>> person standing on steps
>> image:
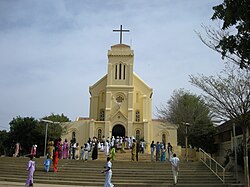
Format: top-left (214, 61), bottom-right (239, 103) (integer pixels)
top-left (102, 156), bottom-right (114, 187)
top-left (53, 147), bottom-right (59, 172)
top-left (155, 141), bottom-right (161, 161)
top-left (44, 155), bottom-right (51, 172)
top-left (170, 153), bottom-right (180, 185)
top-left (131, 139), bottom-right (136, 161)
top-left (26, 155), bottom-right (35, 187)
top-left (136, 140), bottom-right (140, 161)
top-left (167, 142), bottom-right (173, 160)
top-left (150, 140), bottom-right (155, 161)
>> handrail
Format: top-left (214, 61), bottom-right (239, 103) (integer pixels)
top-left (199, 148), bottom-right (225, 183)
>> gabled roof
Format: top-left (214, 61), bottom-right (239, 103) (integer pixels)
top-left (89, 74), bottom-right (107, 95)
top-left (133, 72), bottom-right (152, 91)
top-left (111, 110), bottom-right (128, 120)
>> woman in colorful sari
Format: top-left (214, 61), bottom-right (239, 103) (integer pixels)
top-left (47, 139), bottom-right (54, 160)
top-left (63, 138), bottom-right (69, 159)
top-left (161, 143), bottom-right (166, 161)
top-left (53, 147), bottom-right (59, 172)
top-left (57, 138), bottom-right (63, 159)
top-left (26, 155), bottom-right (35, 186)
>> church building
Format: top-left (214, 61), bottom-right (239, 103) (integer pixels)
top-left (61, 26), bottom-right (178, 152)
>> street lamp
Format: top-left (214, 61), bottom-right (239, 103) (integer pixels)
top-left (40, 119), bottom-right (60, 157)
top-left (182, 122), bottom-right (191, 162)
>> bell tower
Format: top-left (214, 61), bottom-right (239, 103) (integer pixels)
top-left (107, 44), bottom-right (134, 86)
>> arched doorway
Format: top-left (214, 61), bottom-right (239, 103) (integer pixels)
top-left (112, 124), bottom-right (125, 138)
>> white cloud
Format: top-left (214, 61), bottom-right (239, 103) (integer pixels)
top-left (0, 0), bottom-right (224, 130)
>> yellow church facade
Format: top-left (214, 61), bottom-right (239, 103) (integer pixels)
top-left (61, 43), bottom-right (178, 152)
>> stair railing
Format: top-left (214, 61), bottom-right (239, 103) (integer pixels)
top-left (199, 148), bottom-right (225, 183)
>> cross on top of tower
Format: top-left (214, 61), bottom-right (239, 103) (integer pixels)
top-left (113, 25), bottom-right (130, 44)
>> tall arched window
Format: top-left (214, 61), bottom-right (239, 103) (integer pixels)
top-left (98, 129), bottom-right (102, 140)
top-left (100, 109), bottom-right (105, 121)
top-left (123, 65), bottom-right (126, 79)
top-left (119, 63), bottom-right (122, 79)
top-left (162, 134), bottom-right (166, 144)
top-left (135, 110), bottom-right (140, 122)
top-left (72, 131), bottom-right (76, 143)
top-left (114, 63), bottom-right (126, 80)
top-left (115, 65), bottom-right (118, 79)
top-left (136, 130), bottom-right (140, 140)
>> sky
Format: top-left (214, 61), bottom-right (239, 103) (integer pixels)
top-left (0, 0), bottom-right (225, 131)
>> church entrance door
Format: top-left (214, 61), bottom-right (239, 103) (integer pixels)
top-left (112, 124), bottom-right (125, 138)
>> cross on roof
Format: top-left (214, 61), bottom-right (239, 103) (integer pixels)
top-left (113, 25), bottom-right (130, 44)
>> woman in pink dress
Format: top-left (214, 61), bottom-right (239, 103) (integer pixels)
top-left (57, 138), bottom-right (63, 159)
top-left (63, 139), bottom-right (69, 159)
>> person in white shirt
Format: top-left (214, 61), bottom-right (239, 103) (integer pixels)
top-left (102, 157), bottom-right (114, 187)
top-left (84, 142), bottom-right (90, 161)
top-left (170, 153), bottom-right (180, 185)
top-left (105, 140), bottom-right (110, 156)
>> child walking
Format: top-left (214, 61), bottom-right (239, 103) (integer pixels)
top-left (26, 155), bottom-right (35, 187)
top-left (80, 146), bottom-right (85, 160)
top-left (101, 156), bottom-right (114, 187)
top-left (44, 155), bottom-right (51, 172)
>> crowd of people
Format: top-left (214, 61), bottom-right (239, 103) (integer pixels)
top-left (150, 141), bottom-right (174, 162)
top-left (43, 136), bottom-right (147, 162)
top-left (22, 137), bottom-right (179, 186)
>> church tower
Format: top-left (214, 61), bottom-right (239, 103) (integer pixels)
top-left (61, 26), bottom-right (178, 153)
top-left (89, 25), bottom-right (154, 140)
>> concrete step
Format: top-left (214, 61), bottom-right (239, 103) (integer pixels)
top-left (0, 157), bottom-right (238, 186)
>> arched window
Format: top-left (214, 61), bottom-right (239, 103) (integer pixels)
top-left (136, 130), bottom-right (140, 140)
top-left (72, 131), bottom-right (76, 143)
top-left (72, 132), bottom-right (76, 139)
top-left (119, 63), bottom-right (122, 79)
top-left (123, 65), bottom-right (126, 79)
top-left (115, 65), bottom-right (118, 79)
top-left (98, 129), bottom-right (102, 140)
top-left (135, 110), bottom-right (140, 122)
top-left (100, 109), bottom-right (105, 121)
top-left (162, 134), bottom-right (166, 144)
top-left (115, 63), bottom-right (126, 80)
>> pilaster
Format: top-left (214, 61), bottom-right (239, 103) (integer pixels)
top-left (89, 119), bottom-right (95, 138)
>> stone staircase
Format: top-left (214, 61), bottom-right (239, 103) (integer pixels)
top-left (0, 151), bottom-right (240, 187)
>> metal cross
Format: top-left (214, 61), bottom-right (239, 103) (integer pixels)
top-left (113, 25), bottom-right (130, 44)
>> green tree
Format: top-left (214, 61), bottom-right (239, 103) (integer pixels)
top-left (9, 116), bottom-right (41, 156)
top-left (43, 113), bottom-right (70, 123)
top-left (211, 0), bottom-right (250, 69)
top-left (157, 89), bottom-right (216, 153)
top-left (40, 113), bottom-right (69, 140)
top-left (190, 65), bottom-right (250, 186)
top-left (0, 130), bottom-right (10, 156)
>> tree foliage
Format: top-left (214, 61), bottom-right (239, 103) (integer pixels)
top-left (211, 0), bottom-right (250, 69)
top-left (40, 113), bottom-right (68, 141)
top-left (9, 116), bottom-right (42, 156)
top-left (189, 64), bottom-right (250, 186)
top-left (0, 130), bottom-right (10, 155)
top-left (189, 65), bottom-right (250, 126)
top-left (6, 113), bottom-right (69, 157)
top-left (43, 113), bottom-right (70, 123)
top-left (156, 89), bottom-right (216, 153)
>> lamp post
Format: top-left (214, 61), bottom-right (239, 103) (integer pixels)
top-left (182, 122), bottom-right (191, 162)
top-left (40, 119), bottom-right (60, 157)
